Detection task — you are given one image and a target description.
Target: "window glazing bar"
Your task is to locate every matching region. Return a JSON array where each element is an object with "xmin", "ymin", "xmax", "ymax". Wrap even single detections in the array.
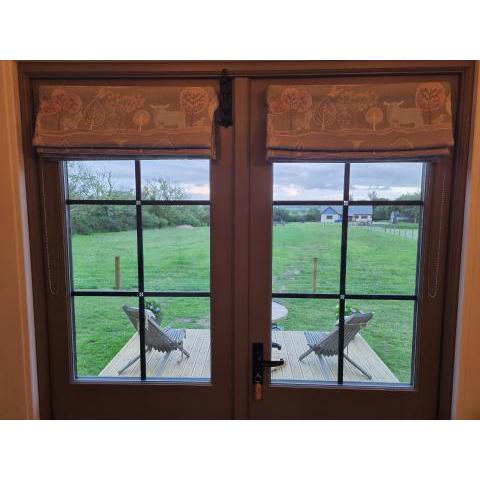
[
  {"xmin": 273, "ymin": 200, "xmax": 423, "ymax": 206},
  {"xmin": 67, "ymin": 199, "xmax": 210, "ymax": 206},
  {"xmin": 271, "ymin": 292, "xmax": 417, "ymax": 301},
  {"xmin": 135, "ymin": 160, "xmax": 147, "ymax": 380},
  {"xmin": 338, "ymin": 163, "xmax": 351, "ymax": 385}
]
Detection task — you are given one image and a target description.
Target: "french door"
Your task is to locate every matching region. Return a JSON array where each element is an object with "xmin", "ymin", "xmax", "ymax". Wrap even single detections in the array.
[
  {"xmin": 22, "ymin": 64, "xmax": 471, "ymax": 419},
  {"xmin": 246, "ymin": 78, "xmax": 455, "ymax": 419},
  {"xmin": 37, "ymin": 80, "xmax": 235, "ymax": 418}
]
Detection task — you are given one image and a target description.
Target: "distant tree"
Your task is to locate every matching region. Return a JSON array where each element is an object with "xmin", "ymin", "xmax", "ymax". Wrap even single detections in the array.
[
  {"xmin": 369, "ymin": 191, "xmax": 391, "ymax": 221},
  {"xmin": 68, "ymin": 163, "xmax": 136, "ymax": 235},
  {"xmin": 369, "ymin": 191, "xmax": 421, "ymax": 223},
  {"xmin": 142, "ymin": 178, "xmax": 187, "ymax": 201},
  {"xmin": 273, "ymin": 207, "xmax": 291, "ymax": 223},
  {"xmin": 67, "ymin": 163, "xmax": 117, "ymax": 200},
  {"xmin": 143, "ymin": 178, "xmax": 190, "ymax": 227},
  {"xmin": 395, "ymin": 192, "xmax": 421, "ymax": 222},
  {"xmin": 68, "ymin": 165, "xmax": 210, "ymax": 235},
  {"xmin": 305, "ymin": 208, "xmax": 321, "ymax": 222}
]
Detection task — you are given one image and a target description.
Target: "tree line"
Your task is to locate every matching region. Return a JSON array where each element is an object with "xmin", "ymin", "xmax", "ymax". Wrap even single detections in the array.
[
  {"xmin": 367, "ymin": 191, "xmax": 420, "ymax": 222},
  {"xmin": 68, "ymin": 164, "xmax": 209, "ymax": 235},
  {"xmin": 273, "ymin": 190, "xmax": 420, "ymax": 224}
]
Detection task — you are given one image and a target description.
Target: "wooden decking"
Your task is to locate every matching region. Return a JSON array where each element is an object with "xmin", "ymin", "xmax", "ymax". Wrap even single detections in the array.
[{"xmin": 100, "ymin": 329, "xmax": 398, "ymax": 383}]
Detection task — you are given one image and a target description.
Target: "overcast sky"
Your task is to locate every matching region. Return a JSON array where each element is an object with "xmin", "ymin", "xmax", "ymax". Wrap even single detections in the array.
[
  {"xmin": 274, "ymin": 162, "xmax": 423, "ymax": 200},
  {"xmin": 71, "ymin": 160, "xmax": 423, "ymax": 201}
]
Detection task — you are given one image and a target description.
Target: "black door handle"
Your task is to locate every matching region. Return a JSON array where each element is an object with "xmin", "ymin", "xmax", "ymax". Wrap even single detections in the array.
[
  {"xmin": 259, "ymin": 359, "xmax": 285, "ymax": 368},
  {"xmin": 252, "ymin": 343, "xmax": 284, "ymax": 385}
]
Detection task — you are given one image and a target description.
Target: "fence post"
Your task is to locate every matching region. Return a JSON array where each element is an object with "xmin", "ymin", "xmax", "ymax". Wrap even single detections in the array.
[
  {"xmin": 312, "ymin": 257, "xmax": 318, "ymax": 293},
  {"xmin": 115, "ymin": 256, "xmax": 121, "ymax": 289}
]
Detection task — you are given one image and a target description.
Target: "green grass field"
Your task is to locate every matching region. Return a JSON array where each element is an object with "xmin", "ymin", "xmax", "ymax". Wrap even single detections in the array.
[{"xmin": 72, "ymin": 223, "xmax": 419, "ymax": 382}]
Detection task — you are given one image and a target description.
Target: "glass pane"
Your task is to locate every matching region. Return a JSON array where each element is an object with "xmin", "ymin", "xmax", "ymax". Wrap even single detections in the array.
[
  {"xmin": 143, "ymin": 205, "xmax": 210, "ymax": 291},
  {"xmin": 66, "ymin": 160, "xmax": 135, "ymax": 200},
  {"xmin": 69, "ymin": 205, "xmax": 138, "ymax": 290},
  {"xmin": 74, "ymin": 296, "xmax": 139, "ymax": 378},
  {"xmin": 273, "ymin": 163, "xmax": 344, "ymax": 201},
  {"xmin": 340, "ymin": 300, "xmax": 415, "ymax": 384},
  {"xmin": 346, "ymin": 207, "xmax": 421, "ymax": 294},
  {"xmin": 144, "ymin": 297, "xmax": 211, "ymax": 380},
  {"xmin": 349, "ymin": 162, "xmax": 424, "ymax": 201},
  {"xmin": 270, "ymin": 299, "xmax": 339, "ymax": 383},
  {"xmin": 142, "ymin": 159, "xmax": 210, "ymax": 200},
  {"xmin": 273, "ymin": 206, "xmax": 340, "ymax": 294}
]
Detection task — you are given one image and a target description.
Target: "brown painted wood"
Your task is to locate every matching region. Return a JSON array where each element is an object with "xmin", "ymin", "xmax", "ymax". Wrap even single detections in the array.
[
  {"xmin": 18, "ymin": 60, "xmax": 473, "ymax": 79},
  {"xmin": 17, "ymin": 61, "xmax": 474, "ymax": 419},
  {"xmin": 232, "ymin": 78, "xmax": 251, "ymax": 419}
]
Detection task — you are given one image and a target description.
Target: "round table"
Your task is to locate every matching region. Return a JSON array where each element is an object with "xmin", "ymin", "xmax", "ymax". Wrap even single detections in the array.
[{"xmin": 271, "ymin": 301, "xmax": 288, "ymax": 325}]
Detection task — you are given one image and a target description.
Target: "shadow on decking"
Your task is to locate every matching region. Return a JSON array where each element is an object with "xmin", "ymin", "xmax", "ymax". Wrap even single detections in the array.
[{"xmin": 100, "ymin": 329, "xmax": 399, "ymax": 383}]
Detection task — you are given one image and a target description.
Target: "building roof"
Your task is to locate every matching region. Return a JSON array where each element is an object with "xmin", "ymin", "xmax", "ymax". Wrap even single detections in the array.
[
  {"xmin": 321, "ymin": 206, "xmax": 341, "ymax": 216},
  {"xmin": 321, "ymin": 205, "xmax": 373, "ymax": 215}
]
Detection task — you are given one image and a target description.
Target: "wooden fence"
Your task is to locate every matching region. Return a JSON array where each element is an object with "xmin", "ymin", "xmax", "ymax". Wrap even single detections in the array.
[{"xmin": 355, "ymin": 224, "xmax": 419, "ymax": 240}]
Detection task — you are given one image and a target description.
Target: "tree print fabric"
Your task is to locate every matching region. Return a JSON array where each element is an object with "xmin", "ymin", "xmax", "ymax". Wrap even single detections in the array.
[
  {"xmin": 266, "ymin": 82, "xmax": 454, "ymax": 161},
  {"xmin": 33, "ymin": 85, "xmax": 218, "ymax": 157}
]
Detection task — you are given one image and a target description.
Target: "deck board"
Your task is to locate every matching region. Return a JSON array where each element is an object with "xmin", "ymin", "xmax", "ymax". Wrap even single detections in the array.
[{"xmin": 100, "ymin": 329, "xmax": 398, "ymax": 383}]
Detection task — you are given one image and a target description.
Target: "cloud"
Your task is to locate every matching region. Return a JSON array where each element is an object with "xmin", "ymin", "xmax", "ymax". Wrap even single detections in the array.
[
  {"xmin": 185, "ymin": 183, "xmax": 210, "ymax": 197},
  {"xmin": 73, "ymin": 159, "xmax": 210, "ymax": 199},
  {"xmin": 70, "ymin": 159, "xmax": 423, "ymax": 202},
  {"xmin": 274, "ymin": 162, "xmax": 423, "ymax": 200}
]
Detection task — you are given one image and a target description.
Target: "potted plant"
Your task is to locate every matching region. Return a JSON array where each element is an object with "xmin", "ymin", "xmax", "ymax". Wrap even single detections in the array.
[{"xmin": 145, "ymin": 299, "xmax": 163, "ymax": 326}]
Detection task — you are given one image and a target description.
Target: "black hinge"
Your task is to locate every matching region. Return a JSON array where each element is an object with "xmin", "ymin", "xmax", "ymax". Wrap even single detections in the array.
[{"xmin": 215, "ymin": 69, "xmax": 233, "ymax": 127}]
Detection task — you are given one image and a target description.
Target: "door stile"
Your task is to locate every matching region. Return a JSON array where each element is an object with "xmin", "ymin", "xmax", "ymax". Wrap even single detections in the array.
[{"xmin": 232, "ymin": 77, "xmax": 251, "ymax": 419}]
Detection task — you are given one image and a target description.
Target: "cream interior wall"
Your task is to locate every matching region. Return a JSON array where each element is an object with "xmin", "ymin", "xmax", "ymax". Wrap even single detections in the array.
[{"xmin": 0, "ymin": 60, "xmax": 38, "ymax": 419}]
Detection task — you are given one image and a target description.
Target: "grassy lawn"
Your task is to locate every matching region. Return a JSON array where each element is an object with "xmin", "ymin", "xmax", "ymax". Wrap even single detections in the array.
[{"xmin": 72, "ymin": 223, "xmax": 419, "ymax": 382}]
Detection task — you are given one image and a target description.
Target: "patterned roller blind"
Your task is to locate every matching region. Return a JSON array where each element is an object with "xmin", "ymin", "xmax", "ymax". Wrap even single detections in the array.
[
  {"xmin": 266, "ymin": 81, "xmax": 454, "ymax": 161},
  {"xmin": 33, "ymin": 85, "xmax": 218, "ymax": 157}
]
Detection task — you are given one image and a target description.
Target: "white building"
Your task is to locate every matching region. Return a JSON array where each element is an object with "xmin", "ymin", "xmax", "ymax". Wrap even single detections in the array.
[
  {"xmin": 320, "ymin": 206, "xmax": 373, "ymax": 224},
  {"xmin": 320, "ymin": 206, "xmax": 342, "ymax": 223}
]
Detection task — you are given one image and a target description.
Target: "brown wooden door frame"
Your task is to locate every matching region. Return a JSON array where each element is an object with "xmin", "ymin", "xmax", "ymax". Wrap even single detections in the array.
[{"xmin": 18, "ymin": 61, "xmax": 474, "ymax": 419}]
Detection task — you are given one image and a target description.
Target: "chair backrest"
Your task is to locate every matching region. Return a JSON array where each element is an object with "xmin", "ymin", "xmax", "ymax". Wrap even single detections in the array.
[
  {"xmin": 122, "ymin": 305, "xmax": 179, "ymax": 352},
  {"xmin": 317, "ymin": 312, "xmax": 373, "ymax": 355}
]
